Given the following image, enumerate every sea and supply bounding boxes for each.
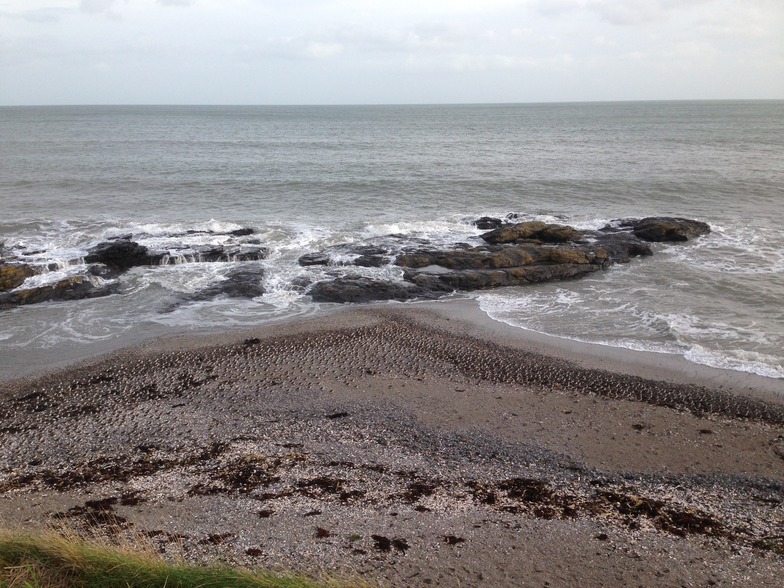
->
[1,102,783,381]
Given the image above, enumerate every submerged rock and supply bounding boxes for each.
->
[0,276,117,310]
[298,244,391,268]
[193,265,266,300]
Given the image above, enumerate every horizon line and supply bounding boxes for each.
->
[2,98,783,108]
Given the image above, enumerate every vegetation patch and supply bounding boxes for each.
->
[0,530,343,588]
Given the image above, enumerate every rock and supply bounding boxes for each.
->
[631,217,711,242]
[229,228,255,237]
[85,240,162,269]
[0,276,117,310]
[0,263,36,293]
[480,221,582,244]
[309,276,442,304]
[299,252,331,267]
[85,239,267,271]
[192,245,267,263]
[405,263,601,292]
[396,246,537,270]
[473,217,505,230]
[353,255,390,268]
[589,232,652,262]
[299,244,390,268]
[193,266,266,300]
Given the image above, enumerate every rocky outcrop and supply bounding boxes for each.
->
[187,245,268,264]
[0,276,117,310]
[604,217,711,242]
[309,276,442,304]
[85,240,162,269]
[0,263,36,293]
[298,245,391,269]
[85,240,268,271]
[481,221,583,245]
[308,218,706,304]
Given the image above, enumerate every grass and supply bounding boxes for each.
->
[0,530,338,588]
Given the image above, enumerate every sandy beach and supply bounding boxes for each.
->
[2,300,783,587]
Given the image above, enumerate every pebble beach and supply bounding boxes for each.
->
[1,301,783,587]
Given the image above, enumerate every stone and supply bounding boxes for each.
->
[299,244,391,268]
[85,240,162,269]
[193,245,267,263]
[405,263,601,292]
[229,228,256,237]
[193,266,266,300]
[480,221,583,244]
[0,276,117,310]
[299,252,331,266]
[353,255,390,268]
[309,276,441,304]
[0,263,36,293]
[631,217,711,242]
[473,217,505,230]
[396,246,537,270]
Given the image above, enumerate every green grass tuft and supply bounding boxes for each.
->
[0,530,338,588]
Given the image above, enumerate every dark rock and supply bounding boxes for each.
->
[86,264,118,278]
[481,221,583,244]
[405,263,600,292]
[353,255,390,268]
[632,217,710,242]
[230,228,255,237]
[309,276,442,303]
[0,276,117,310]
[0,263,36,292]
[396,246,537,270]
[589,232,653,263]
[299,244,390,268]
[299,252,331,267]
[192,265,266,300]
[603,217,711,242]
[473,216,505,230]
[85,240,162,269]
[192,245,267,263]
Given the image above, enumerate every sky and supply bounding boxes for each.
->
[1,0,783,105]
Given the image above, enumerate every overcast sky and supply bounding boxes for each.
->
[1,0,783,105]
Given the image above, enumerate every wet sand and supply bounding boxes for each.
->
[1,301,784,587]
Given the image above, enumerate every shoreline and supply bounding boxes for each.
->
[4,298,782,400]
[2,301,784,586]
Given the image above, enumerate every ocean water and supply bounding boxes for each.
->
[1,102,783,381]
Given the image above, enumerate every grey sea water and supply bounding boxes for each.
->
[1,102,783,380]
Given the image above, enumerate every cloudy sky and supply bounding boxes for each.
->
[1,0,782,105]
